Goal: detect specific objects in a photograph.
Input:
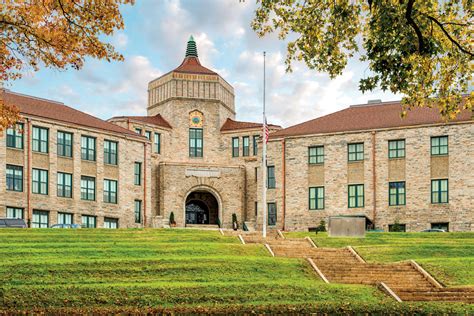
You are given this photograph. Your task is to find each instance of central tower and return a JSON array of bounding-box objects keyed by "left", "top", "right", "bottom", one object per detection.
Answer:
[{"left": 147, "top": 36, "right": 235, "bottom": 128}]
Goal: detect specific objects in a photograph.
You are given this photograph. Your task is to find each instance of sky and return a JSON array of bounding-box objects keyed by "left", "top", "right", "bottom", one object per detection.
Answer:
[{"left": 8, "top": 0, "right": 402, "bottom": 128}]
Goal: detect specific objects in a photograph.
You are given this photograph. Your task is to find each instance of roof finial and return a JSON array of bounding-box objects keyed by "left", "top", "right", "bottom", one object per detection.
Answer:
[{"left": 185, "top": 35, "right": 198, "bottom": 58}]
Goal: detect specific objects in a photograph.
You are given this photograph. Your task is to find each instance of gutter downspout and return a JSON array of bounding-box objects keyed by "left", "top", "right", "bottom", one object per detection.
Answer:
[
  {"left": 371, "top": 131, "right": 377, "bottom": 228},
  {"left": 282, "top": 138, "right": 286, "bottom": 231},
  {"left": 143, "top": 143, "right": 147, "bottom": 228},
  {"left": 26, "top": 118, "right": 32, "bottom": 227}
]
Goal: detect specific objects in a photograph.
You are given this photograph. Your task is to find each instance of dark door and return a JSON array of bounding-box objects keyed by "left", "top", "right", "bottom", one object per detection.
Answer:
[{"left": 185, "top": 202, "right": 209, "bottom": 225}]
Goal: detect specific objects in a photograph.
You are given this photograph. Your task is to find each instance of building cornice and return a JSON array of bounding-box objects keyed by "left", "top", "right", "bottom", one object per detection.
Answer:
[{"left": 268, "top": 120, "right": 473, "bottom": 142}]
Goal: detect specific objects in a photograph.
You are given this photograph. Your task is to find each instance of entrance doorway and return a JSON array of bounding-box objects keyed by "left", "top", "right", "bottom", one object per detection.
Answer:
[{"left": 185, "top": 191, "right": 219, "bottom": 225}]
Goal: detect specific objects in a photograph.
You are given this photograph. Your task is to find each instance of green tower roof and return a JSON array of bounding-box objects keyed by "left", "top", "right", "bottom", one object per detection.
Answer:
[{"left": 185, "top": 35, "right": 198, "bottom": 58}]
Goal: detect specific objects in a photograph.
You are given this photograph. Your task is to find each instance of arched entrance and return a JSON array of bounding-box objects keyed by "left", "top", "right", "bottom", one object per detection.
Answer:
[{"left": 185, "top": 191, "right": 219, "bottom": 225}]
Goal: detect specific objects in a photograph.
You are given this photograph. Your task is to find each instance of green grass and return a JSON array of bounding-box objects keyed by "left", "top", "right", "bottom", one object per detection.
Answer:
[
  {"left": 0, "top": 229, "right": 472, "bottom": 314},
  {"left": 287, "top": 231, "right": 474, "bottom": 286}
]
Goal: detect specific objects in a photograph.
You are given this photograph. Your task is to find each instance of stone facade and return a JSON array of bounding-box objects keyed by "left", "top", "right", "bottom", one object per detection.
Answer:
[
  {"left": 0, "top": 114, "right": 151, "bottom": 228},
  {"left": 2, "top": 37, "right": 472, "bottom": 232},
  {"left": 267, "top": 122, "right": 474, "bottom": 232}
]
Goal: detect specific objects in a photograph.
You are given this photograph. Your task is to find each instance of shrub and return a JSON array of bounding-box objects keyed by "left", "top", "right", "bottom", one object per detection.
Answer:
[
  {"left": 317, "top": 220, "right": 327, "bottom": 232},
  {"left": 232, "top": 213, "right": 238, "bottom": 230},
  {"left": 169, "top": 212, "right": 175, "bottom": 225}
]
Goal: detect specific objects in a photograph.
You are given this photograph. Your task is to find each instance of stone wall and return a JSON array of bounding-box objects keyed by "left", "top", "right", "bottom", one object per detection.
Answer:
[
  {"left": 0, "top": 116, "right": 152, "bottom": 228},
  {"left": 265, "top": 122, "right": 473, "bottom": 232},
  {"left": 158, "top": 162, "right": 246, "bottom": 228}
]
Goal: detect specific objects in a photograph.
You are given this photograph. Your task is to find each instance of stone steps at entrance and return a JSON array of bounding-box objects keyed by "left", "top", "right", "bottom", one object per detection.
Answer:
[
  {"left": 185, "top": 224, "right": 220, "bottom": 229},
  {"left": 239, "top": 234, "right": 472, "bottom": 304}
]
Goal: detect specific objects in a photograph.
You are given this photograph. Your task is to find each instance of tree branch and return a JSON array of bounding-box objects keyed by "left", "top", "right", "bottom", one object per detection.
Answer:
[
  {"left": 425, "top": 15, "right": 474, "bottom": 57},
  {"left": 405, "top": 0, "right": 425, "bottom": 54}
]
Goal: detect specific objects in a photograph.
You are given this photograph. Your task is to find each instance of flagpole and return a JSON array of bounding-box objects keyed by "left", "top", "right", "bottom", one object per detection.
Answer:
[{"left": 262, "top": 51, "right": 267, "bottom": 238}]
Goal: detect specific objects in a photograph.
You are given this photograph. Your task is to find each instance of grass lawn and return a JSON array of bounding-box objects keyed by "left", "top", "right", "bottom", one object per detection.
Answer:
[
  {"left": 0, "top": 229, "right": 472, "bottom": 314},
  {"left": 286, "top": 231, "right": 474, "bottom": 287}
]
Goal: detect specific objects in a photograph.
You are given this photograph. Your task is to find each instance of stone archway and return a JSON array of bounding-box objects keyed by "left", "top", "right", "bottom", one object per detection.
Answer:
[{"left": 185, "top": 190, "right": 219, "bottom": 225}]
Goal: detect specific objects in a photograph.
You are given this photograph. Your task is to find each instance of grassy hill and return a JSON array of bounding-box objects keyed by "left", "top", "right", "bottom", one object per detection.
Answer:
[{"left": 0, "top": 229, "right": 472, "bottom": 314}]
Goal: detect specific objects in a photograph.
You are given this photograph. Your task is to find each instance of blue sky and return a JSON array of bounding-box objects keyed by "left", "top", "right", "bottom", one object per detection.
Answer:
[{"left": 8, "top": 0, "right": 401, "bottom": 127}]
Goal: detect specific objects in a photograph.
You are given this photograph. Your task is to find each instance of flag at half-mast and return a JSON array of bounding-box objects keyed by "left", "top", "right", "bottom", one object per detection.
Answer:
[{"left": 263, "top": 116, "right": 269, "bottom": 143}]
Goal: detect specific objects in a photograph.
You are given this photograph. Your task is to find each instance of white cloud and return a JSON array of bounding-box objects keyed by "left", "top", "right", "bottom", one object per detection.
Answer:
[
  {"left": 112, "top": 32, "right": 129, "bottom": 49},
  {"left": 10, "top": 0, "right": 404, "bottom": 127}
]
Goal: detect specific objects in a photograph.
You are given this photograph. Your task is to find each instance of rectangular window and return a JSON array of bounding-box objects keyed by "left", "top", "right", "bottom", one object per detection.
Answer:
[
  {"left": 243, "top": 136, "right": 250, "bottom": 156},
  {"left": 348, "top": 184, "right": 364, "bottom": 208},
  {"left": 309, "top": 187, "right": 325, "bottom": 210},
  {"left": 135, "top": 200, "right": 142, "bottom": 224},
  {"left": 189, "top": 128, "right": 203, "bottom": 157},
  {"left": 32, "top": 126, "right": 49, "bottom": 153},
  {"left": 103, "top": 179, "right": 118, "bottom": 204},
  {"left": 308, "top": 146, "right": 324, "bottom": 164},
  {"left": 254, "top": 201, "right": 258, "bottom": 217},
  {"left": 32, "top": 210, "right": 49, "bottom": 228},
  {"left": 431, "top": 222, "right": 449, "bottom": 232},
  {"left": 57, "top": 172, "right": 72, "bottom": 198},
  {"left": 431, "top": 179, "right": 448, "bottom": 204},
  {"left": 58, "top": 212, "right": 73, "bottom": 225},
  {"left": 267, "top": 166, "right": 275, "bottom": 189},
  {"left": 104, "top": 217, "right": 119, "bottom": 229},
  {"left": 145, "top": 131, "right": 152, "bottom": 140},
  {"left": 431, "top": 136, "right": 448, "bottom": 156},
  {"left": 232, "top": 137, "right": 239, "bottom": 157},
  {"left": 154, "top": 133, "right": 161, "bottom": 154},
  {"left": 348, "top": 143, "right": 364, "bottom": 161},
  {"left": 6, "top": 207, "right": 24, "bottom": 219},
  {"left": 104, "top": 140, "right": 118, "bottom": 165},
  {"left": 268, "top": 203, "right": 277, "bottom": 226},
  {"left": 134, "top": 162, "right": 141, "bottom": 185},
  {"left": 81, "top": 136, "right": 96, "bottom": 161},
  {"left": 388, "top": 224, "right": 406, "bottom": 232},
  {"left": 6, "top": 123, "right": 24, "bottom": 149},
  {"left": 57, "top": 131, "right": 73, "bottom": 157},
  {"left": 135, "top": 128, "right": 142, "bottom": 135},
  {"left": 389, "top": 181, "right": 406, "bottom": 206},
  {"left": 80, "top": 176, "right": 95, "bottom": 201},
  {"left": 32, "top": 168, "right": 48, "bottom": 195},
  {"left": 6, "top": 165, "right": 23, "bottom": 192},
  {"left": 253, "top": 135, "right": 259, "bottom": 156},
  {"left": 388, "top": 139, "right": 405, "bottom": 159},
  {"left": 82, "top": 215, "right": 96, "bottom": 228}
]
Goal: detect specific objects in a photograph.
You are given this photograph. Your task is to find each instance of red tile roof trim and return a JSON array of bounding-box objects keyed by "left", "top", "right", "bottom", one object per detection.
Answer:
[
  {"left": 1, "top": 90, "right": 142, "bottom": 139},
  {"left": 173, "top": 57, "right": 217, "bottom": 75},
  {"left": 109, "top": 114, "right": 172, "bottom": 129},
  {"left": 220, "top": 118, "right": 281, "bottom": 132},
  {"left": 270, "top": 101, "right": 473, "bottom": 138}
]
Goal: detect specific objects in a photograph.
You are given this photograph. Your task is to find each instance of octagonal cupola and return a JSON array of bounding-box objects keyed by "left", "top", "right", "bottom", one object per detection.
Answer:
[{"left": 147, "top": 36, "right": 235, "bottom": 116}]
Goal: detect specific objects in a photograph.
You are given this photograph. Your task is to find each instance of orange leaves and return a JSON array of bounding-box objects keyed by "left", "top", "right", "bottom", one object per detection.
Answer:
[
  {"left": 0, "top": 0, "right": 133, "bottom": 130},
  {"left": 0, "top": 98, "right": 20, "bottom": 134},
  {"left": 1, "top": 0, "right": 134, "bottom": 81}
]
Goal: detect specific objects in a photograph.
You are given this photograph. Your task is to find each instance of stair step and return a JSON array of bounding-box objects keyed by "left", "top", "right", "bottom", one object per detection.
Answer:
[
  {"left": 185, "top": 224, "right": 220, "bottom": 229},
  {"left": 239, "top": 236, "right": 473, "bottom": 304}
]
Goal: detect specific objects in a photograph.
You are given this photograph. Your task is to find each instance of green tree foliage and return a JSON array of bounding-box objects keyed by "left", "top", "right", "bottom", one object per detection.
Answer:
[{"left": 251, "top": 0, "right": 473, "bottom": 119}]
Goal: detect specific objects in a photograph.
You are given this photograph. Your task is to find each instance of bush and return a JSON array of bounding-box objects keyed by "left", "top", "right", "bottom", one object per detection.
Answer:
[
  {"left": 390, "top": 220, "right": 404, "bottom": 232},
  {"left": 169, "top": 212, "right": 175, "bottom": 225},
  {"left": 232, "top": 213, "right": 238, "bottom": 230},
  {"left": 314, "top": 220, "right": 326, "bottom": 234}
]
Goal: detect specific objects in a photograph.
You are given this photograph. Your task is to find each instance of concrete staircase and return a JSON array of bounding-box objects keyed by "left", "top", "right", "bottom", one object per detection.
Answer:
[
  {"left": 239, "top": 232, "right": 474, "bottom": 304},
  {"left": 185, "top": 224, "right": 220, "bottom": 229}
]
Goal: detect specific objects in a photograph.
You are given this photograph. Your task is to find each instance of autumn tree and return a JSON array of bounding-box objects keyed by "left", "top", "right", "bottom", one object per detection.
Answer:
[
  {"left": 0, "top": 0, "right": 134, "bottom": 131},
  {"left": 251, "top": 0, "right": 473, "bottom": 119}
]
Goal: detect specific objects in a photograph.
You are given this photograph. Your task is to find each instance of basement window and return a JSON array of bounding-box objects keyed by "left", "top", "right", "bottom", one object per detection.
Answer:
[
  {"left": 388, "top": 224, "right": 406, "bottom": 232},
  {"left": 431, "top": 222, "right": 449, "bottom": 232}
]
